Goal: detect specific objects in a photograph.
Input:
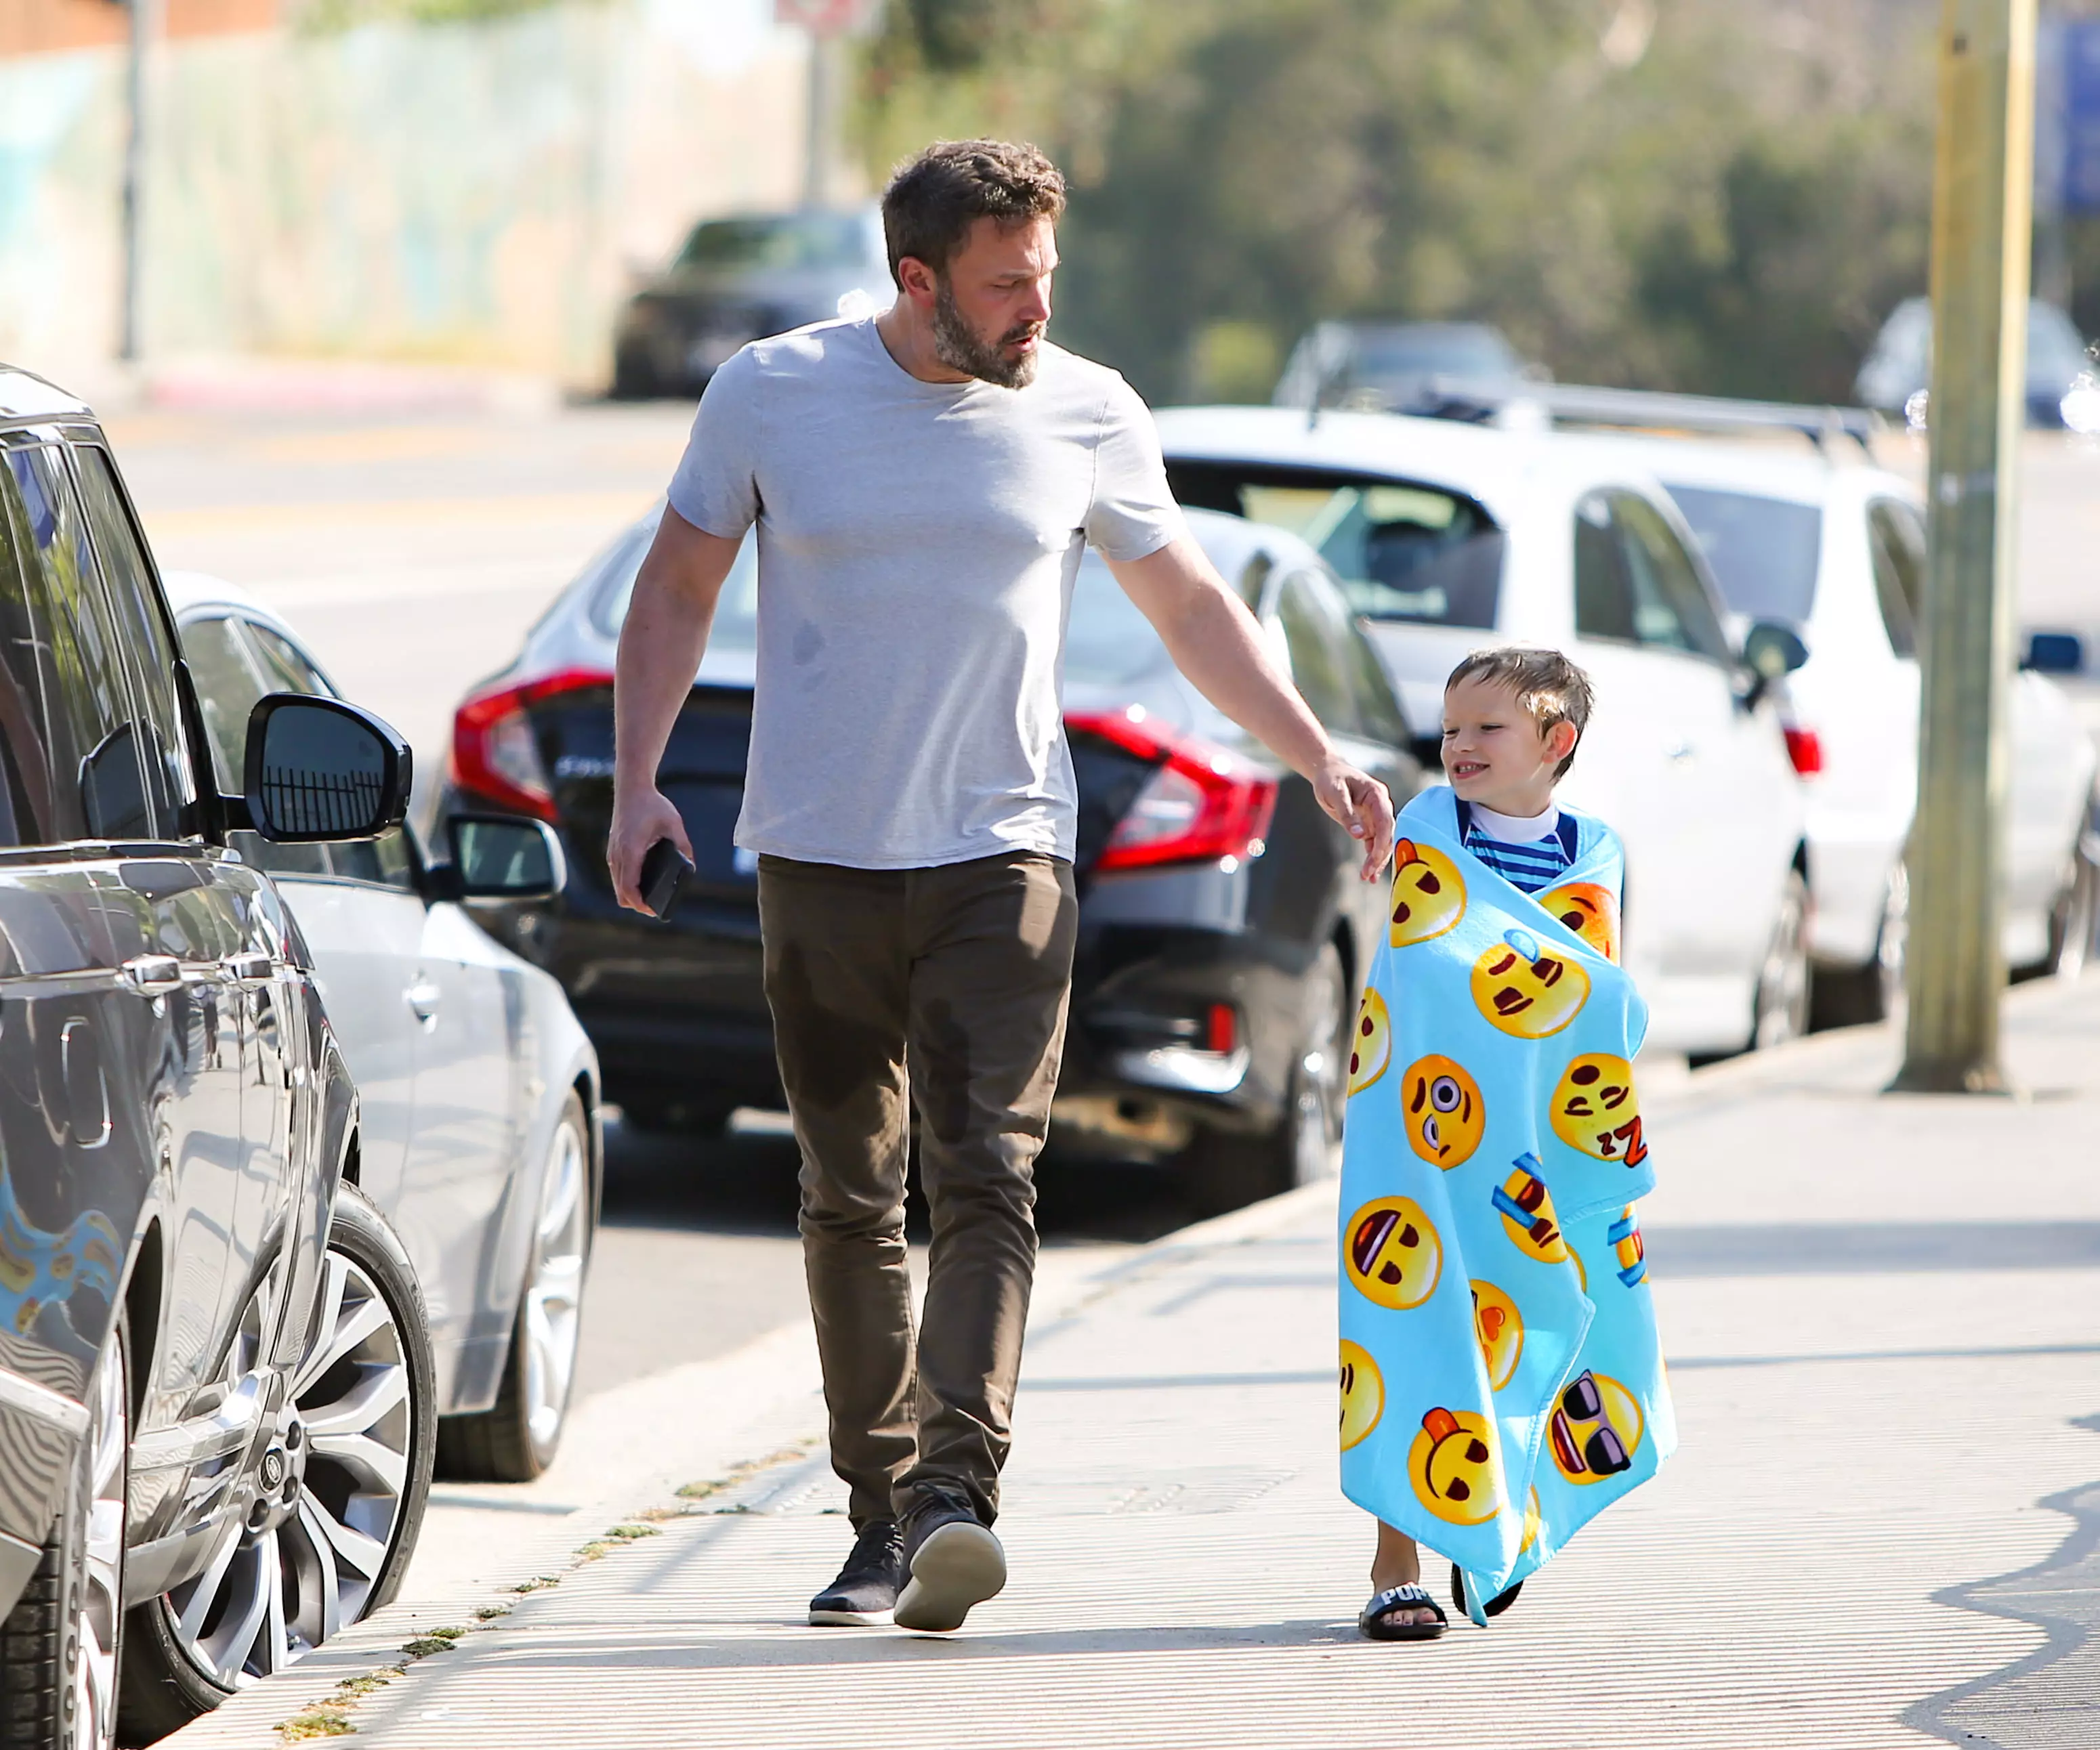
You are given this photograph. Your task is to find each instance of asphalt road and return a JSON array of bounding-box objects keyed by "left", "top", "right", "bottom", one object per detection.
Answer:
[{"left": 105, "top": 394, "right": 2100, "bottom": 1403}]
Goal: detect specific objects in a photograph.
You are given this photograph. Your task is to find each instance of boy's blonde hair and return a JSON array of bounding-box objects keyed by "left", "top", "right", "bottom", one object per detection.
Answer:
[{"left": 1445, "top": 647, "right": 1594, "bottom": 780}]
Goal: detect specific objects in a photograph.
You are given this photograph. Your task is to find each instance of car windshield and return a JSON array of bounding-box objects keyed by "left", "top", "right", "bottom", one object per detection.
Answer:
[
  {"left": 1664, "top": 485, "right": 1823, "bottom": 624},
  {"left": 1167, "top": 461, "right": 1503, "bottom": 628},
  {"left": 1353, "top": 325, "right": 1515, "bottom": 383},
  {"left": 673, "top": 213, "right": 868, "bottom": 274},
  {"left": 1066, "top": 555, "right": 1169, "bottom": 685},
  {"left": 589, "top": 511, "right": 759, "bottom": 647}
]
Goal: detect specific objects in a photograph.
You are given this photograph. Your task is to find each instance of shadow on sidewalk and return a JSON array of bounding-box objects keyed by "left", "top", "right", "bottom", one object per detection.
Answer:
[{"left": 1909, "top": 1411, "right": 2100, "bottom": 1750}]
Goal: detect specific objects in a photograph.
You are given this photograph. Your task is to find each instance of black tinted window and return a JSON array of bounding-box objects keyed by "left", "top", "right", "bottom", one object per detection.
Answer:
[
  {"left": 75, "top": 446, "right": 190, "bottom": 835},
  {"left": 1167, "top": 463, "right": 1504, "bottom": 628},
  {"left": 1344, "top": 625, "right": 1410, "bottom": 747},
  {"left": 1867, "top": 499, "right": 1924, "bottom": 659},
  {"left": 1277, "top": 572, "right": 1356, "bottom": 730},
  {"left": 1575, "top": 491, "right": 1731, "bottom": 664},
  {"left": 1666, "top": 484, "right": 1823, "bottom": 626},
  {"left": 0, "top": 445, "right": 152, "bottom": 843}
]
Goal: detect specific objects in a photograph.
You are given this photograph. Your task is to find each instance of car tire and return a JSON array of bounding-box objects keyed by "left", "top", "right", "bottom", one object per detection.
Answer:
[
  {"left": 437, "top": 1094, "right": 594, "bottom": 1482},
  {"left": 608, "top": 345, "right": 660, "bottom": 401},
  {"left": 119, "top": 1187, "right": 434, "bottom": 1738},
  {"left": 1180, "top": 942, "right": 1349, "bottom": 1218},
  {"left": 1811, "top": 859, "right": 1906, "bottom": 1029},
  {"left": 1750, "top": 866, "right": 1812, "bottom": 1050},
  {"left": 0, "top": 1315, "right": 126, "bottom": 1750}
]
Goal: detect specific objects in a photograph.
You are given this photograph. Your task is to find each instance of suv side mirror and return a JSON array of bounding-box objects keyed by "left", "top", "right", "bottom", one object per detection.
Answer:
[
  {"left": 2021, "top": 630, "right": 2085, "bottom": 675},
  {"left": 242, "top": 695, "right": 411, "bottom": 843},
  {"left": 432, "top": 813, "right": 566, "bottom": 900},
  {"left": 1740, "top": 620, "right": 1809, "bottom": 681}
]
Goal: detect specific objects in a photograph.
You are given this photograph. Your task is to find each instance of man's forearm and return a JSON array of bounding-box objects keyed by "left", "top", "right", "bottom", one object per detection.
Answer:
[{"left": 613, "top": 515, "right": 738, "bottom": 790}]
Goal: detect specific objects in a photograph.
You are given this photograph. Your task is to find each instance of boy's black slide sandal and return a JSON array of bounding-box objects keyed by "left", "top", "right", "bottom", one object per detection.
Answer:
[
  {"left": 1451, "top": 1562, "right": 1524, "bottom": 1619},
  {"left": 1359, "top": 1583, "right": 1446, "bottom": 1640}
]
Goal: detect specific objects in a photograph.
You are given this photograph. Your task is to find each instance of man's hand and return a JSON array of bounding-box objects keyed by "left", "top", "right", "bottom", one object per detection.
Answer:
[
  {"left": 608, "top": 785, "right": 694, "bottom": 913},
  {"left": 1314, "top": 758, "right": 1396, "bottom": 883}
]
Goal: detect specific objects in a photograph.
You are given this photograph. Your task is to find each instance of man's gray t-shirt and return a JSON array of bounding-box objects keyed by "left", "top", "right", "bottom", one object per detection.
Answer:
[{"left": 665, "top": 316, "right": 1185, "bottom": 870}]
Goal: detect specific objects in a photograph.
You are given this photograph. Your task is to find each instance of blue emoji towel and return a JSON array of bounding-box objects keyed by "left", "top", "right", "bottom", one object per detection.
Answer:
[{"left": 1337, "top": 786, "right": 1675, "bottom": 1622}]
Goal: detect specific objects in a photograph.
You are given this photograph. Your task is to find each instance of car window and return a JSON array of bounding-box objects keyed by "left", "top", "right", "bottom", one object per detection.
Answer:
[
  {"left": 1343, "top": 620, "right": 1410, "bottom": 747},
  {"left": 73, "top": 446, "right": 194, "bottom": 836},
  {"left": 1276, "top": 571, "right": 1358, "bottom": 732},
  {"left": 674, "top": 212, "right": 870, "bottom": 274},
  {"left": 1575, "top": 491, "right": 1730, "bottom": 664},
  {"left": 175, "top": 612, "right": 332, "bottom": 876},
  {"left": 592, "top": 511, "right": 758, "bottom": 648},
  {"left": 1866, "top": 499, "right": 1923, "bottom": 659},
  {"left": 1065, "top": 555, "right": 1169, "bottom": 686},
  {"left": 246, "top": 621, "right": 333, "bottom": 696},
  {"left": 1664, "top": 484, "right": 1824, "bottom": 626},
  {"left": 3, "top": 444, "right": 155, "bottom": 840},
  {"left": 1166, "top": 461, "right": 1505, "bottom": 628}
]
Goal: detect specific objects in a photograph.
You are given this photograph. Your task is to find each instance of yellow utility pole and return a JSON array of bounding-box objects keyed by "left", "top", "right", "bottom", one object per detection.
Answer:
[{"left": 1895, "top": 0, "right": 2038, "bottom": 1094}]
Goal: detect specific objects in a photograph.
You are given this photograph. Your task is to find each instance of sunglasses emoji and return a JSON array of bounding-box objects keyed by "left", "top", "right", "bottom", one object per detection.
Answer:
[{"left": 1548, "top": 1369, "right": 1645, "bottom": 1485}]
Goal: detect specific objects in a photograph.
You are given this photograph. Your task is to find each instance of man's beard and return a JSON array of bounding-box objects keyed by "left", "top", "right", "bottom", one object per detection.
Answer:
[{"left": 931, "top": 279, "right": 1041, "bottom": 388}]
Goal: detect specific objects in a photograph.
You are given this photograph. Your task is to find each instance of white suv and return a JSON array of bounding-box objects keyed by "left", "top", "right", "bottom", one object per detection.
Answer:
[
  {"left": 1156, "top": 406, "right": 1809, "bottom": 1059},
  {"left": 1622, "top": 438, "right": 2099, "bottom": 1019}
]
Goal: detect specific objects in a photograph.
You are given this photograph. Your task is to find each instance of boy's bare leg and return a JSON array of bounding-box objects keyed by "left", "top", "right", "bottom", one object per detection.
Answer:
[{"left": 1368, "top": 1520, "right": 1440, "bottom": 1627}]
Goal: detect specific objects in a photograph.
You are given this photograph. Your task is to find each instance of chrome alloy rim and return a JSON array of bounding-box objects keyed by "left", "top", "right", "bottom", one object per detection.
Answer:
[
  {"left": 77, "top": 1338, "right": 126, "bottom": 1749},
  {"left": 1293, "top": 948, "right": 1349, "bottom": 1186},
  {"left": 1754, "top": 875, "right": 1811, "bottom": 1049},
  {"left": 160, "top": 1252, "right": 412, "bottom": 1688},
  {"left": 524, "top": 1114, "right": 589, "bottom": 1450}
]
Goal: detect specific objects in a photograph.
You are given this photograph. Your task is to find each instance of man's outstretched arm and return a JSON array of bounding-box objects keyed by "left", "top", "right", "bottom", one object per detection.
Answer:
[
  {"left": 608, "top": 506, "right": 744, "bottom": 910},
  {"left": 1105, "top": 534, "right": 1396, "bottom": 880}
]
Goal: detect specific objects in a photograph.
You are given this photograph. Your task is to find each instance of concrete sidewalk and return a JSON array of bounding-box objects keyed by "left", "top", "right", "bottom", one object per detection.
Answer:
[{"left": 169, "top": 977, "right": 2100, "bottom": 1749}]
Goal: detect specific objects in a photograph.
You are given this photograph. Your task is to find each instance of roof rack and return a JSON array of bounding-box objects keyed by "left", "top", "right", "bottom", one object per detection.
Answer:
[{"left": 1372, "top": 377, "right": 1887, "bottom": 454}]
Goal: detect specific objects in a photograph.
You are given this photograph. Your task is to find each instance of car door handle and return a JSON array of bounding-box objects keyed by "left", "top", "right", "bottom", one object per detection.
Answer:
[
  {"left": 405, "top": 977, "right": 442, "bottom": 1022},
  {"left": 122, "top": 955, "right": 184, "bottom": 996},
  {"left": 220, "top": 952, "right": 274, "bottom": 988}
]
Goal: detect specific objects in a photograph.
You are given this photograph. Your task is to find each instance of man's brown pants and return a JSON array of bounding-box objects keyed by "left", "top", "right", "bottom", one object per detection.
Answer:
[{"left": 758, "top": 850, "right": 1078, "bottom": 1529}]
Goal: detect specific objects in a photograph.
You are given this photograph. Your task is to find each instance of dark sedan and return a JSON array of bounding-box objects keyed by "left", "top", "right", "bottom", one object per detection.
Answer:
[
  {"left": 443, "top": 510, "right": 1420, "bottom": 1212},
  {"left": 610, "top": 209, "right": 891, "bottom": 400}
]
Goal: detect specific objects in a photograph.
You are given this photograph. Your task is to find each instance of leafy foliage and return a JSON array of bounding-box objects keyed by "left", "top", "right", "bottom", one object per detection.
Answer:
[{"left": 858, "top": 0, "right": 1946, "bottom": 404}]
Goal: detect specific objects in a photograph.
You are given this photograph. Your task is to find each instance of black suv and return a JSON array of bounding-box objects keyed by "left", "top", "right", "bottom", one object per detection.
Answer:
[{"left": 0, "top": 367, "right": 430, "bottom": 1749}]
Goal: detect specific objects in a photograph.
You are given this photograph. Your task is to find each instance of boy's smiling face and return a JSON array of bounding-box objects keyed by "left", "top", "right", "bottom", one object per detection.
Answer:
[{"left": 1442, "top": 674, "right": 1578, "bottom": 817}]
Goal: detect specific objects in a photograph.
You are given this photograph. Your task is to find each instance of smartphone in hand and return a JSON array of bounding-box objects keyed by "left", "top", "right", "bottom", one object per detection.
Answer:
[{"left": 639, "top": 837, "right": 695, "bottom": 920}]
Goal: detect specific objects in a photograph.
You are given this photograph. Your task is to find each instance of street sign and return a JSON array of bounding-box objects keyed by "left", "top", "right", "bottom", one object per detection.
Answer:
[
  {"left": 774, "top": 0, "right": 875, "bottom": 36},
  {"left": 2067, "top": 16, "right": 2100, "bottom": 214}
]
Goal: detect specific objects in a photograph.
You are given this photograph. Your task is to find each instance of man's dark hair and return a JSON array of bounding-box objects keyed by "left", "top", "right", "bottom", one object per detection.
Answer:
[
  {"left": 1446, "top": 647, "right": 1595, "bottom": 780},
  {"left": 881, "top": 140, "right": 1067, "bottom": 286}
]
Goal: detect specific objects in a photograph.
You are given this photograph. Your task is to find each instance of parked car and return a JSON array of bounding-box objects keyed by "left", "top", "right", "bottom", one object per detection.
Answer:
[
  {"left": 0, "top": 366, "right": 429, "bottom": 1748},
  {"left": 1855, "top": 296, "right": 2094, "bottom": 427},
  {"left": 1629, "top": 439, "right": 2100, "bottom": 1019},
  {"left": 1155, "top": 404, "right": 1811, "bottom": 1059},
  {"left": 1272, "top": 320, "right": 1545, "bottom": 416},
  {"left": 441, "top": 507, "right": 1420, "bottom": 1212},
  {"left": 610, "top": 207, "right": 890, "bottom": 400},
  {"left": 163, "top": 572, "right": 602, "bottom": 1482}
]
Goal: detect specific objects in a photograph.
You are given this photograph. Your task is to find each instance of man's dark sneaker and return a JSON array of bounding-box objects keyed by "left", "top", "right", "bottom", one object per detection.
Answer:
[
  {"left": 808, "top": 1518, "right": 905, "bottom": 1626},
  {"left": 894, "top": 1489, "right": 1007, "bottom": 1632}
]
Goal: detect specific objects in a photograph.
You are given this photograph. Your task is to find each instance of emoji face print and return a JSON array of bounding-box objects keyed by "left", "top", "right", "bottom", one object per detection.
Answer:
[
  {"left": 1549, "top": 1054, "right": 1647, "bottom": 1165},
  {"left": 1492, "top": 1159, "right": 1570, "bottom": 1264},
  {"left": 1409, "top": 1407, "right": 1503, "bottom": 1525},
  {"left": 1402, "top": 1054, "right": 1486, "bottom": 1168},
  {"left": 1347, "top": 989, "right": 1392, "bottom": 1097},
  {"left": 1608, "top": 1206, "right": 1646, "bottom": 1287},
  {"left": 1389, "top": 839, "right": 1466, "bottom": 946},
  {"left": 1469, "top": 1279, "right": 1524, "bottom": 1390},
  {"left": 1339, "top": 1340, "right": 1383, "bottom": 1451},
  {"left": 1540, "top": 882, "right": 1620, "bottom": 963},
  {"left": 1472, "top": 929, "right": 1589, "bottom": 1038},
  {"left": 1549, "top": 1370, "right": 1645, "bottom": 1485},
  {"left": 1344, "top": 1198, "right": 1443, "bottom": 1310}
]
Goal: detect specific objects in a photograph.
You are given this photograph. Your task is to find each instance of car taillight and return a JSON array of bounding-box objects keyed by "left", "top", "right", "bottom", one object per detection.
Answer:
[
  {"left": 1784, "top": 726, "right": 1824, "bottom": 777},
  {"left": 1070, "top": 708, "right": 1280, "bottom": 874},
  {"left": 451, "top": 668, "right": 613, "bottom": 820}
]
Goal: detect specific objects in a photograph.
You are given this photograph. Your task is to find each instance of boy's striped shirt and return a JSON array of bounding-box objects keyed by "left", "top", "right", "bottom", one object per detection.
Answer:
[{"left": 1455, "top": 801, "right": 1580, "bottom": 895}]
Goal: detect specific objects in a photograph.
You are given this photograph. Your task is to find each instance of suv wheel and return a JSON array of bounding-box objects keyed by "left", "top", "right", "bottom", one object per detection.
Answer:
[
  {"left": 2043, "top": 835, "right": 2098, "bottom": 978},
  {"left": 438, "top": 1093, "right": 593, "bottom": 1481},
  {"left": 0, "top": 1317, "right": 126, "bottom": 1750},
  {"left": 120, "top": 1188, "right": 434, "bottom": 1737},
  {"left": 1811, "top": 859, "right": 1906, "bottom": 1029},
  {"left": 1181, "top": 943, "right": 1349, "bottom": 1218},
  {"left": 1750, "top": 868, "right": 1812, "bottom": 1050}
]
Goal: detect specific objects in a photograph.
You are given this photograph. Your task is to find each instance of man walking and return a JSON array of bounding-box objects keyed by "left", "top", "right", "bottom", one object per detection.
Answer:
[{"left": 608, "top": 139, "right": 1394, "bottom": 1633}]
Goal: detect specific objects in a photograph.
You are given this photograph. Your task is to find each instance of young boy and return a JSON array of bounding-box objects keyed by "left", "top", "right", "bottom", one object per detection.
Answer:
[{"left": 1361, "top": 645, "right": 1607, "bottom": 1640}]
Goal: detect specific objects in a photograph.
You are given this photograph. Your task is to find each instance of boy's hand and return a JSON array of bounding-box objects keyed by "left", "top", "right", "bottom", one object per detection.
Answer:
[{"left": 1314, "top": 761, "right": 1395, "bottom": 882}]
